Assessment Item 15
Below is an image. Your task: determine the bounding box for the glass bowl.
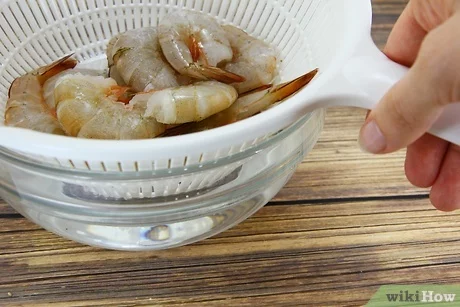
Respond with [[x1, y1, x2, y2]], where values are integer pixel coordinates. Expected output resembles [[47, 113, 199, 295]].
[[0, 109, 324, 251]]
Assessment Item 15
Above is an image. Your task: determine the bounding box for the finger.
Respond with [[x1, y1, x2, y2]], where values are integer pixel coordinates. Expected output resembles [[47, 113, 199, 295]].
[[430, 144, 460, 211], [383, 1, 428, 67], [405, 134, 449, 188], [384, 0, 459, 66], [359, 13, 460, 154]]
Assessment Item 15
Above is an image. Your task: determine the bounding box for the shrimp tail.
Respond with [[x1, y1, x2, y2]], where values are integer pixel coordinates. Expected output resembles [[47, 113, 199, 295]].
[[6, 55, 78, 135], [108, 86, 137, 104], [188, 34, 202, 63], [240, 84, 273, 95], [36, 54, 78, 85], [8, 54, 78, 98], [159, 68, 318, 138], [186, 35, 245, 83], [195, 64, 246, 84], [237, 68, 319, 120]]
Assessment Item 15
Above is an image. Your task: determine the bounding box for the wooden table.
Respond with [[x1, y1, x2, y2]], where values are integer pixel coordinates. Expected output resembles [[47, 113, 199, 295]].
[[2, 1, 460, 306]]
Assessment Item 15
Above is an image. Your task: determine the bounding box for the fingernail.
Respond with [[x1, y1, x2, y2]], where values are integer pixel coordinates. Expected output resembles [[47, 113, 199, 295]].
[[359, 120, 387, 153]]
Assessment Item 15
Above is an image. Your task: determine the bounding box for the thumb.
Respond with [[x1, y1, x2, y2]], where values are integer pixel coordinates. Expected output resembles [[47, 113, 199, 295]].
[[359, 14, 460, 154]]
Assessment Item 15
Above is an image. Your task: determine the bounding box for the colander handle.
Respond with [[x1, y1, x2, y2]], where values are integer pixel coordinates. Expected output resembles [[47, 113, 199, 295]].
[[317, 34, 460, 146]]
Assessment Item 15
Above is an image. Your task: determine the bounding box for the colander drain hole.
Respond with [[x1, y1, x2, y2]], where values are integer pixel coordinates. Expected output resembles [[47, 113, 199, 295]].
[[62, 166, 243, 203]]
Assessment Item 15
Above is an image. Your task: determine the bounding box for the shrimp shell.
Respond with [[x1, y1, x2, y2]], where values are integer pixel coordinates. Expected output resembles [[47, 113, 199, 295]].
[[158, 10, 244, 83], [107, 27, 185, 93], [130, 81, 238, 124], [43, 68, 106, 110], [161, 69, 319, 136], [5, 55, 77, 135], [222, 25, 278, 94], [54, 74, 166, 139]]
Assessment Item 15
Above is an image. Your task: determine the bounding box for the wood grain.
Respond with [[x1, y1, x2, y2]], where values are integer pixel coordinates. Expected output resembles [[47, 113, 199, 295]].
[[5, 1, 460, 307], [2, 199, 460, 306]]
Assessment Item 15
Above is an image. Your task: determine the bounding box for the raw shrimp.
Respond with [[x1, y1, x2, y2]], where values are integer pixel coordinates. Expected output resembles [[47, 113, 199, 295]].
[[130, 81, 238, 124], [54, 74, 166, 139], [161, 69, 319, 136], [43, 68, 106, 110], [158, 10, 245, 83], [5, 55, 77, 135], [222, 25, 278, 94], [107, 27, 189, 93], [106, 33, 126, 86]]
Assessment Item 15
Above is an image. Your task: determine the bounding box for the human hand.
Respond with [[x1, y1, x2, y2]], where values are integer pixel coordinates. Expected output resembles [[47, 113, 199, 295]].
[[359, 0, 460, 211]]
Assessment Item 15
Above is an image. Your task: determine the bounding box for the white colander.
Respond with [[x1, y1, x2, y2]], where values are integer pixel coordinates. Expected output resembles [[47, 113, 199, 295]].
[[0, 0, 458, 172]]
